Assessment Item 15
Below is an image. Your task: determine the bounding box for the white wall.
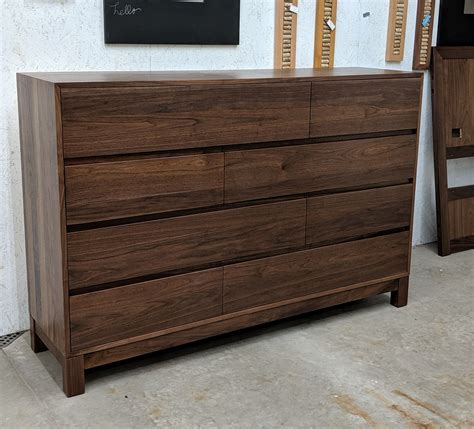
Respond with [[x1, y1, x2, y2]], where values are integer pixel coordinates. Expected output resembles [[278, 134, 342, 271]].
[[1, 0, 472, 335]]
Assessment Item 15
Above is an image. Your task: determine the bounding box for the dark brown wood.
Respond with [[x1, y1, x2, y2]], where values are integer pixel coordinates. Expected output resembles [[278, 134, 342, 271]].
[[448, 185, 474, 201], [432, 48, 474, 255], [63, 356, 85, 397], [29, 317, 47, 353], [22, 67, 422, 85], [83, 279, 398, 368], [67, 200, 306, 290], [225, 135, 417, 203], [61, 83, 311, 158], [412, 0, 436, 70], [70, 268, 223, 351], [446, 146, 474, 159], [224, 232, 409, 313], [310, 78, 421, 138], [306, 185, 412, 246], [450, 236, 474, 254], [17, 75, 69, 356], [391, 276, 409, 308], [65, 153, 224, 224], [18, 68, 422, 396]]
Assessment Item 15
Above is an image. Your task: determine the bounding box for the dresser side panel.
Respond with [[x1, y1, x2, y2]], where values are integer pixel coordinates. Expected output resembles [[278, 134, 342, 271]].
[[17, 75, 68, 355]]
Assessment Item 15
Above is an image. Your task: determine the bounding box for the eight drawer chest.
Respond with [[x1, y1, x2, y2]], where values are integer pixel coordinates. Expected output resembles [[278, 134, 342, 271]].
[[17, 68, 423, 396]]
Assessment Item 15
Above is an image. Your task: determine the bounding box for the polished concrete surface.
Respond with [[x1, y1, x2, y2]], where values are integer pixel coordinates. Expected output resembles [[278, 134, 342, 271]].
[[1, 244, 473, 428]]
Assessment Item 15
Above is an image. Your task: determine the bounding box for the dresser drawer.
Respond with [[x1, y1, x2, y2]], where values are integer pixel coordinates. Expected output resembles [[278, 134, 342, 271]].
[[61, 83, 311, 158], [65, 153, 224, 225], [224, 135, 416, 203], [310, 78, 421, 138], [67, 200, 306, 290], [70, 268, 223, 351], [223, 232, 410, 313], [306, 184, 413, 246]]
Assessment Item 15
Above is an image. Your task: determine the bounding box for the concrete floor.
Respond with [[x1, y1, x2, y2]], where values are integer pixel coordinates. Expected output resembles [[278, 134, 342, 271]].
[[0, 244, 472, 428]]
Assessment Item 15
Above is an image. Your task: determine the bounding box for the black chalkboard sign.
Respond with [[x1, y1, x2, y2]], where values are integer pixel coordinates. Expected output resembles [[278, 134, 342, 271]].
[[437, 0, 474, 46], [104, 0, 240, 45]]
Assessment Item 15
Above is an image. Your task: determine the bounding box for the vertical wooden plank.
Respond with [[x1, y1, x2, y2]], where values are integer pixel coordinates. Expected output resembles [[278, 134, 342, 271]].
[[413, 0, 436, 70], [431, 49, 451, 256], [386, 0, 408, 62], [17, 75, 69, 356], [275, 0, 298, 70], [314, 0, 337, 68]]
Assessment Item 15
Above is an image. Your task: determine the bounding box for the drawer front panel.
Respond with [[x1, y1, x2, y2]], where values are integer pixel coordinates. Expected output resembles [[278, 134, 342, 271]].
[[225, 135, 416, 203], [310, 78, 421, 138], [67, 200, 306, 290], [70, 268, 223, 351], [61, 83, 311, 158], [65, 154, 224, 225], [224, 232, 410, 313], [306, 184, 413, 246]]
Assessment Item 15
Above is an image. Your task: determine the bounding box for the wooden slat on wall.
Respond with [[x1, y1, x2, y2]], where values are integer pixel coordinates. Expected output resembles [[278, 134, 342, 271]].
[[275, 0, 298, 69], [413, 0, 436, 70], [313, 0, 337, 68], [386, 0, 408, 62]]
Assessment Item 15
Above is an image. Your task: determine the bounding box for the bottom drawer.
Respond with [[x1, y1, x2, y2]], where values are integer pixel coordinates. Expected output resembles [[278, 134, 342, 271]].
[[223, 232, 410, 313], [70, 269, 223, 351]]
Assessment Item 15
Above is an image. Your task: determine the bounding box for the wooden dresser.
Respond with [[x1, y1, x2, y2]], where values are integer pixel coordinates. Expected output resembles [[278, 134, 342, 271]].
[[17, 68, 423, 397]]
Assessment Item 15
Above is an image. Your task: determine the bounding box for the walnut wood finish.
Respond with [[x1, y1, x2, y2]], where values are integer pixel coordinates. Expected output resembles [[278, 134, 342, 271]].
[[84, 279, 398, 369], [225, 135, 416, 203], [432, 48, 474, 255], [61, 83, 311, 158], [310, 78, 420, 137], [224, 232, 409, 313], [67, 200, 306, 290], [70, 269, 223, 351], [65, 153, 224, 224], [306, 185, 413, 246], [17, 75, 69, 355], [18, 68, 422, 396]]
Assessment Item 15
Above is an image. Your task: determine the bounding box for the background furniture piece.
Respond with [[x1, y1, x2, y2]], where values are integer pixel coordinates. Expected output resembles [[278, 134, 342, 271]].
[[432, 47, 474, 256], [18, 68, 423, 397], [412, 0, 436, 70], [385, 0, 408, 62], [313, 0, 337, 68], [275, 0, 298, 69]]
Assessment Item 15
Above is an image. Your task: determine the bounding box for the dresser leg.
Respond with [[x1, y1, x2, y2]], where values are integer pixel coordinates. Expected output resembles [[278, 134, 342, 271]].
[[391, 277, 409, 308], [63, 356, 85, 397], [30, 317, 47, 353]]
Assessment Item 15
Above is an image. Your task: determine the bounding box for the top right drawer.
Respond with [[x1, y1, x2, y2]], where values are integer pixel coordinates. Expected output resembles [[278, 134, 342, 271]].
[[310, 78, 421, 138]]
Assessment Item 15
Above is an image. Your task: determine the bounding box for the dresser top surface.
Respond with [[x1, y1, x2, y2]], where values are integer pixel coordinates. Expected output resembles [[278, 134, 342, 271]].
[[18, 67, 422, 86]]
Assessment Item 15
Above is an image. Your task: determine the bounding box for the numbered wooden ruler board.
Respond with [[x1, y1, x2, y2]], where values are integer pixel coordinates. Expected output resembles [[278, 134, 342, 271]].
[[386, 0, 408, 62], [275, 0, 299, 69], [314, 0, 338, 68]]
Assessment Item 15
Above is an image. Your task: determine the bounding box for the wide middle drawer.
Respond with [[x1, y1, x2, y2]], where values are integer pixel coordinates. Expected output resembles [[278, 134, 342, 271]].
[[224, 134, 417, 203], [67, 200, 306, 290], [65, 153, 224, 224]]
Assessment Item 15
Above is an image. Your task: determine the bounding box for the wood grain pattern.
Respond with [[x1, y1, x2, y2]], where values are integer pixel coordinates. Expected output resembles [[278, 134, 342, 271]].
[[313, 0, 338, 68], [21, 68, 421, 85], [448, 197, 474, 240], [67, 200, 306, 290], [306, 185, 413, 246], [223, 232, 409, 313], [225, 135, 417, 203], [61, 83, 311, 158], [432, 48, 474, 255], [84, 279, 398, 368], [385, 0, 408, 62], [70, 269, 223, 351], [63, 356, 85, 397], [17, 75, 69, 356], [65, 153, 224, 224], [275, 0, 298, 70], [310, 78, 421, 137]]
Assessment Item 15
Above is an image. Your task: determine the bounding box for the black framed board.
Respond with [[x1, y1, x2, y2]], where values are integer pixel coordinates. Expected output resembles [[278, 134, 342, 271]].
[[104, 0, 240, 45]]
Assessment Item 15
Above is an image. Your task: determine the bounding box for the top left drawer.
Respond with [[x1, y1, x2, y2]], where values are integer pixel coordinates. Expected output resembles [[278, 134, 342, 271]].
[[60, 83, 311, 158]]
